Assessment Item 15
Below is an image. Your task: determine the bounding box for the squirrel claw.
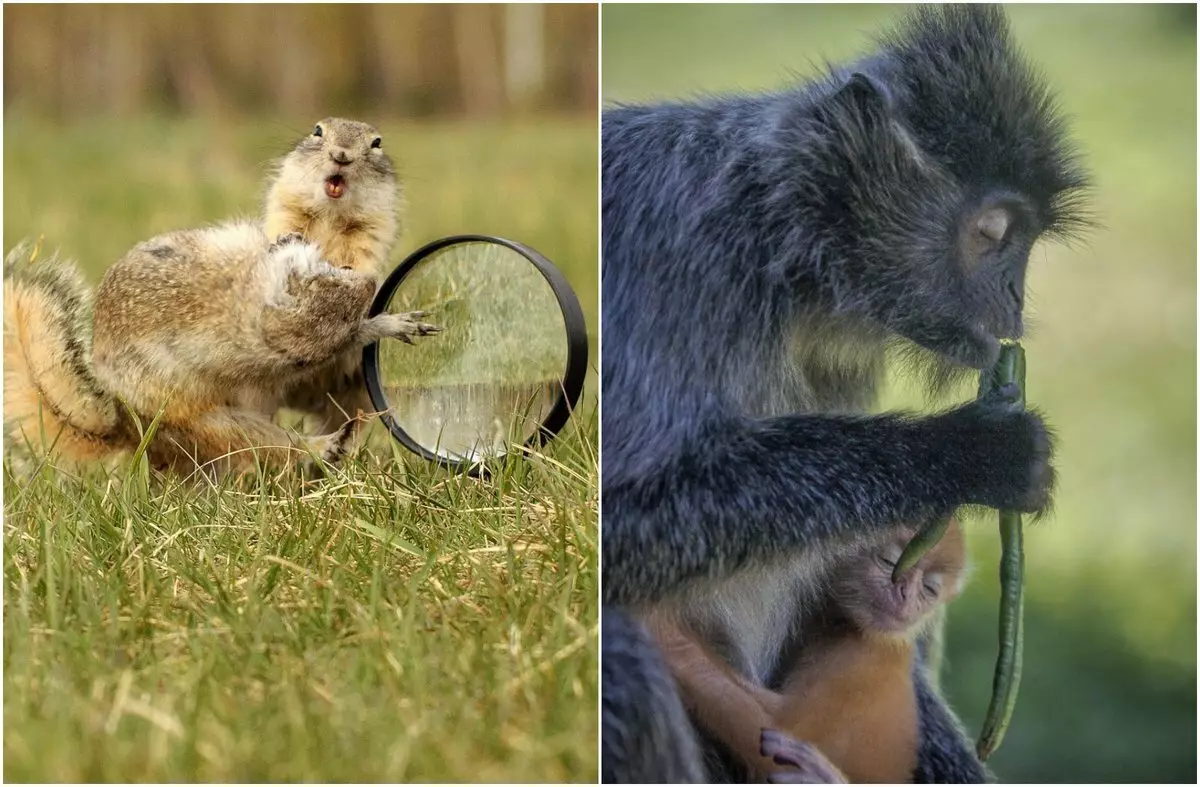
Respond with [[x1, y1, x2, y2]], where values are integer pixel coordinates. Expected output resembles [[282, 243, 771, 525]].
[[268, 232, 305, 253], [375, 313, 441, 344], [396, 313, 441, 338]]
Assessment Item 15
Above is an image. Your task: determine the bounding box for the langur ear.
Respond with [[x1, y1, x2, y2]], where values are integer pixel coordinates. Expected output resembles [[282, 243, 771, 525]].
[[833, 71, 894, 116]]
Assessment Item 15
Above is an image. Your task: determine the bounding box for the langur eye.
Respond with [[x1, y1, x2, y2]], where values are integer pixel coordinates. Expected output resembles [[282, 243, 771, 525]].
[[922, 574, 943, 596], [371, 137, 382, 149], [313, 125, 324, 138]]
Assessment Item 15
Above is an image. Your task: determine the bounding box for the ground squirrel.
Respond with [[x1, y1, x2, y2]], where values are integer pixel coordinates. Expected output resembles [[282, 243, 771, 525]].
[[264, 118, 405, 433], [4, 118, 436, 476]]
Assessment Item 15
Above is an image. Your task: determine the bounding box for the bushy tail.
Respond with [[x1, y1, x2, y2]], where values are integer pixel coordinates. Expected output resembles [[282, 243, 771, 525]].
[[4, 242, 128, 467]]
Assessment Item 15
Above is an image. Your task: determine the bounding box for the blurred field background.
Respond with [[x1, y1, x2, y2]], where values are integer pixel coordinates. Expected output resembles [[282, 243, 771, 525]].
[[4, 3, 597, 782], [605, 4, 1195, 783]]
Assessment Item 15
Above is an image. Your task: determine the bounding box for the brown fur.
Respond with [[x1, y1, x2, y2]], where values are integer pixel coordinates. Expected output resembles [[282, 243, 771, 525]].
[[264, 117, 402, 433], [4, 118, 434, 476], [774, 635, 918, 783], [650, 520, 968, 783], [3, 245, 131, 469]]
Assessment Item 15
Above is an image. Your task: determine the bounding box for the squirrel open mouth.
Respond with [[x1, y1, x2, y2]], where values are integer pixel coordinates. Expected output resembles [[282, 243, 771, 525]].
[[325, 175, 346, 199]]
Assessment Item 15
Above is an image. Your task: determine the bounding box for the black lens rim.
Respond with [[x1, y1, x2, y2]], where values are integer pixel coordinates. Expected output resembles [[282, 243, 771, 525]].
[[362, 234, 589, 475]]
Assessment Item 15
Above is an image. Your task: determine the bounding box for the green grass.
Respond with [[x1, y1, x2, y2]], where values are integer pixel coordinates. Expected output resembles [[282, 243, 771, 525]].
[[605, 4, 1195, 783], [3, 115, 599, 782]]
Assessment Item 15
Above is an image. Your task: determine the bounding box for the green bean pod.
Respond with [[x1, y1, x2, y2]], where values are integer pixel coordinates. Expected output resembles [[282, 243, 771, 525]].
[[975, 341, 1027, 761], [892, 343, 1026, 580], [892, 515, 950, 583]]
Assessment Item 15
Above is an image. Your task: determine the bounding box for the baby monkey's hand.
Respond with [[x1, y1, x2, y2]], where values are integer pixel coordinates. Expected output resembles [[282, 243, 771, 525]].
[[761, 730, 848, 784]]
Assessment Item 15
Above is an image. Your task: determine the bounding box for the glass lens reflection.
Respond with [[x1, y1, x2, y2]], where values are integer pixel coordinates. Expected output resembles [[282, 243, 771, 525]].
[[377, 242, 568, 461]]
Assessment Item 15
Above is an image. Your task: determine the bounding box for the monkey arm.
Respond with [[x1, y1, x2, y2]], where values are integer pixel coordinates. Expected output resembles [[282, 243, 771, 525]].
[[647, 614, 786, 775], [603, 399, 1049, 605]]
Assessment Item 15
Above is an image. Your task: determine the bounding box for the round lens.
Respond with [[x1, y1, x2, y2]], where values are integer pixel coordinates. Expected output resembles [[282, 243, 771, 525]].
[[365, 237, 585, 469]]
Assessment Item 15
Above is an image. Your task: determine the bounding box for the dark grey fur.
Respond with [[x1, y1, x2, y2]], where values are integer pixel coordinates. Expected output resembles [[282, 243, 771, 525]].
[[600, 5, 1087, 783]]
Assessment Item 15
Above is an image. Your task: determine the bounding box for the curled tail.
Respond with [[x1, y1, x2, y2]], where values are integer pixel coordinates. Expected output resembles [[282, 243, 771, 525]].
[[3, 242, 129, 466]]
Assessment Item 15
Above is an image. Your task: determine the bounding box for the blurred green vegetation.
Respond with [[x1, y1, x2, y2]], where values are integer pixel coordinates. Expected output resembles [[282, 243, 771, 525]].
[[3, 115, 598, 781], [605, 4, 1195, 783]]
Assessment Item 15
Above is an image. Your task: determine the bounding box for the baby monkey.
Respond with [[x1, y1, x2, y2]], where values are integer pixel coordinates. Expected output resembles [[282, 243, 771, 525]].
[[649, 518, 968, 783]]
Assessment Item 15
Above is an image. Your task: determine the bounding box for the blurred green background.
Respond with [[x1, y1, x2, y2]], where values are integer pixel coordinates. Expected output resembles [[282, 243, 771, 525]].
[[4, 4, 598, 119], [4, 3, 597, 782], [605, 4, 1195, 783]]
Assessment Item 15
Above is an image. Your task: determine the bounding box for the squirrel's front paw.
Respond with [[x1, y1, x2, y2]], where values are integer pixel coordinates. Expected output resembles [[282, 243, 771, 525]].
[[384, 311, 442, 345], [268, 232, 306, 253]]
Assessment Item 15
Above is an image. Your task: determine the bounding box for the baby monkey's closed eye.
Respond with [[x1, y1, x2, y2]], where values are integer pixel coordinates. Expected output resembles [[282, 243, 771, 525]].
[[922, 573, 943, 596]]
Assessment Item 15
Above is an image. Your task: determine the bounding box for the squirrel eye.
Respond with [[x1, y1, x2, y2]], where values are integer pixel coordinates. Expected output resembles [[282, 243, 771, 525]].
[[371, 137, 382, 149], [313, 125, 323, 138]]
